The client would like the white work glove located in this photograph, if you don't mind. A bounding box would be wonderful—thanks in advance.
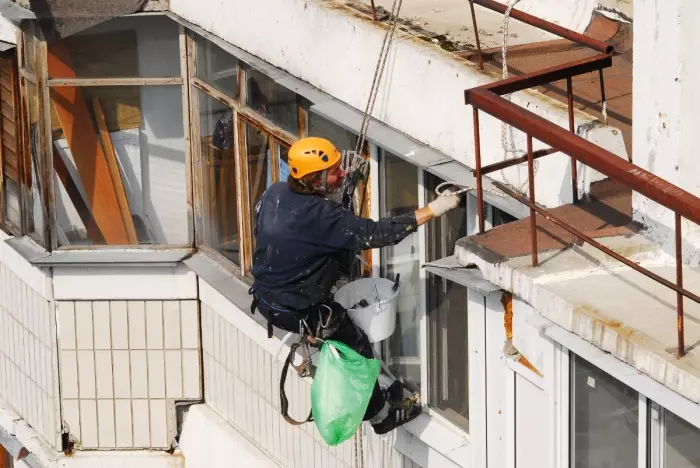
[427,193,460,217]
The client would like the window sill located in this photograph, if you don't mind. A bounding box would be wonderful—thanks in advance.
[424,255,501,296]
[4,236,194,267]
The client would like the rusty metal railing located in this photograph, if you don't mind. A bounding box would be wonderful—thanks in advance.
[465,1,700,358]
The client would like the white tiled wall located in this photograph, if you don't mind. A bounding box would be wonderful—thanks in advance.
[201,303,422,468]
[57,300,201,450]
[0,262,60,450]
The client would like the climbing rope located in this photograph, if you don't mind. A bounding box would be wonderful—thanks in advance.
[355,0,404,155]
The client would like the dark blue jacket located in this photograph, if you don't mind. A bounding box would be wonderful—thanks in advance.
[251,182,418,310]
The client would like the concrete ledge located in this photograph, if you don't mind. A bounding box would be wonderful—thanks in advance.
[456,233,700,406]
[179,404,279,468]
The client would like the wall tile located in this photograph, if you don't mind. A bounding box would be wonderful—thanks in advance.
[60,350,79,399]
[97,399,116,448]
[149,400,168,448]
[181,301,199,349]
[77,350,96,399]
[92,302,111,350]
[75,302,94,350]
[130,350,148,399]
[114,399,133,448]
[146,301,164,350]
[147,350,166,398]
[163,302,181,349]
[110,301,129,350]
[63,399,81,443]
[79,399,98,448]
[127,301,146,349]
[132,399,151,447]
[112,350,131,399]
[57,302,76,350]
[95,350,113,399]
[182,349,200,399]
[165,350,183,399]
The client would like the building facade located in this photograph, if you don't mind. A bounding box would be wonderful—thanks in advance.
[0,0,697,467]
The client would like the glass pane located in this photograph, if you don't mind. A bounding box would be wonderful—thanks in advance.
[48,16,180,78]
[665,410,700,468]
[198,91,240,265]
[309,111,358,151]
[279,144,290,182]
[52,86,188,245]
[425,172,470,429]
[2,57,22,233]
[24,80,45,242]
[380,151,421,390]
[244,122,273,244]
[196,35,238,99]
[571,354,638,468]
[246,67,298,134]
[428,276,469,430]
[22,28,37,72]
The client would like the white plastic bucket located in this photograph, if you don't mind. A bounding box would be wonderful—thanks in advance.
[334,278,399,343]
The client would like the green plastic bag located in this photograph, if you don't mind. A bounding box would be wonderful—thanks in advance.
[311,340,381,446]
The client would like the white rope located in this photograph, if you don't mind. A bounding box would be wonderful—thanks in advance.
[602,100,609,125]
[498,0,537,193]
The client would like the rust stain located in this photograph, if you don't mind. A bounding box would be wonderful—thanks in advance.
[517,355,544,377]
[502,292,514,341]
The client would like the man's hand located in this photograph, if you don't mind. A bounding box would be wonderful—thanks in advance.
[427,193,461,217]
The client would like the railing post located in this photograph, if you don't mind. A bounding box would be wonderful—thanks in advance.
[474,107,485,234]
[527,135,538,266]
[567,77,579,204]
[468,0,485,70]
[676,213,685,358]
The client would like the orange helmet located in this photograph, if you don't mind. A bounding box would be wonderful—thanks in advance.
[288,137,342,179]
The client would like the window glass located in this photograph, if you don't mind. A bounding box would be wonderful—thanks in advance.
[51,86,188,245]
[198,91,239,265]
[196,35,238,99]
[571,354,638,468]
[244,122,273,248]
[380,151,420,390]
[425,172,469,429]
[664,409,700,468]
[1,57,23,235]
[47,16,180,78]
[309,111,358,151]
[24,80,45,243]
[246,67,298,134]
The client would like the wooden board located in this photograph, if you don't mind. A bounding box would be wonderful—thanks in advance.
[48,45,130,244]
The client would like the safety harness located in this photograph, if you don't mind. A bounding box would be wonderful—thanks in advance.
[250,289,339,426]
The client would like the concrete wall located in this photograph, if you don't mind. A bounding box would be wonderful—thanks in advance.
[170,0,628,209]
[0,232,61,450]
[632,0,700,264]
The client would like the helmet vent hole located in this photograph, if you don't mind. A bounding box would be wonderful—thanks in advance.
[292,167,298,173]
[321,155,329,162]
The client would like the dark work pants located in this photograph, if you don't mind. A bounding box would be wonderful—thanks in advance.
[257,300,385,421]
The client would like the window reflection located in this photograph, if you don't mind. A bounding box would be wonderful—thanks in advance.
[380,151,421,391]
[571,354,638,468]
[246,68,298,134]
[196,35,238,99]
[664,410,700,468]
[199,91,240,265]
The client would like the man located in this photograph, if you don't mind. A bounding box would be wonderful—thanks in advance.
[251,137,460,434]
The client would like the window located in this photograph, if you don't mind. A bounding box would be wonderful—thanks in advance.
[197,91,240,265]
[380,150,421,390]
[47,16,181,78]
[309,111,358,151]
[425,172,470,429]
[1,56,23,235]
[246,67,298,134]
[570,354,639,468]
[23,79,46,244]
[196,36,238,99]
[50,85,189,246]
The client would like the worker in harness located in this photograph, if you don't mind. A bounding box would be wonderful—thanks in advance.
[250,137,461,435]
